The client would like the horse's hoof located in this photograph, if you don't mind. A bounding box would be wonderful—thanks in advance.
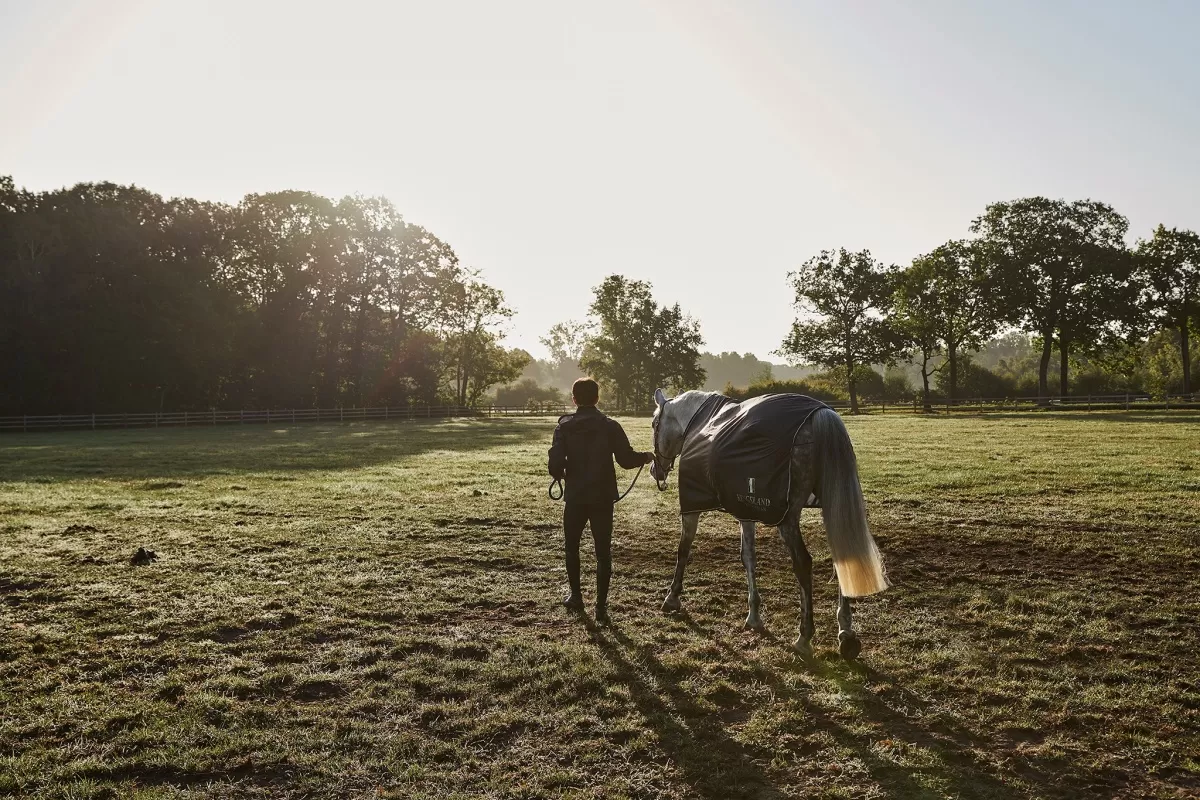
[743,616,764,632]
[792,637,814,658]
[838,632,861,661]
[661,594,681,613]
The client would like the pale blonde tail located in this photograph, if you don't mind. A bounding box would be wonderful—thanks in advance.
[811,408,889,597]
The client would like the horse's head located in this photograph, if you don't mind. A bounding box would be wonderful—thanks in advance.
[650,388,684,490]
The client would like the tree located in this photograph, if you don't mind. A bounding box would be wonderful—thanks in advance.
[892,265,943,411]
[540,321,589,369]
[539,320,592,389]
[580,275,705,410]
[1136,225,1200,394]
[440,279,522,407]
[777,249,901,413]
[911,241,998,400]
[970,198,1132,401]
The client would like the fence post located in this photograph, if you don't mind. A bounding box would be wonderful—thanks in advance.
[212,409,216,425]
[292,409,295,423]
[267,409,271,423]
[1087,394,1091,413]
[184,411,188,427]
[92,413,96,430]
[1166,394,1170,410]
[340,406,344,423]
[58,414,63,430]
[978,396,983,414]
[155,412,159,429]
[427,404,431,418]
[1125,393,1129,411]
[23,415,26,433]
[240,410,244,424]
[385,405,389,420]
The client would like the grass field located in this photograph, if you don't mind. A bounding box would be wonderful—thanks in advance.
[1,412,1199,799]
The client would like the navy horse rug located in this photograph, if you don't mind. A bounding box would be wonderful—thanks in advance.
[677,393,830,525]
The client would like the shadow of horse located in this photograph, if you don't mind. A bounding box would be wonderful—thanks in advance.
[588,611,1113,800]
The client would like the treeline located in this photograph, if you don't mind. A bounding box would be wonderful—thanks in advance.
[0,177,526,414]
[6,177,1196,417]
[780,198,1199,412]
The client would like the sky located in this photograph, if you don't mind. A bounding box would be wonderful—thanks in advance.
[3,0,1199,360]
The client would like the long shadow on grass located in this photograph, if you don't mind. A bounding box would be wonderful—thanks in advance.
[0,419,550,482]
[605,618,988,799]
[674,613,1130,800]
[589,622,786,800]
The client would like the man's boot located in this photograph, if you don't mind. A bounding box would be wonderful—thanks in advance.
[562,592,584,611]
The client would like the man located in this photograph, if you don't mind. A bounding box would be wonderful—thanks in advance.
[548,377,653,623]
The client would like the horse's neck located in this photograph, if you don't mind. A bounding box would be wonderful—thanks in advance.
[668,391,718,444]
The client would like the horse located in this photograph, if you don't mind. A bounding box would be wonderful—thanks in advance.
[649,388,888,659]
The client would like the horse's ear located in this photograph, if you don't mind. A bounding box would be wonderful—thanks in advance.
[654,388,667,407]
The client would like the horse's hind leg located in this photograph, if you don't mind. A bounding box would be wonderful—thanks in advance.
[740,520,763,631]
[837,587,861,660]
[662,512,699,612]
[778,515,814,654]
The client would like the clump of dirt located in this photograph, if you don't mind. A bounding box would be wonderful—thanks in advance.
[63,524,99,535]
[130,547,158,566]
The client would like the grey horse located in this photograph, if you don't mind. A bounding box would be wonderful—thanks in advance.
[650,388,888,658]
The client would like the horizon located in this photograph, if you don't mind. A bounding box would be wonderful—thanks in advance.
[4,0,1199,361]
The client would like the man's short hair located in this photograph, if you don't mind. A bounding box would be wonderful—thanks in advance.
[572,377,600,407]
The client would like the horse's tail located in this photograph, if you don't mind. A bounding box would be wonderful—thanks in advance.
[811,408,889,597]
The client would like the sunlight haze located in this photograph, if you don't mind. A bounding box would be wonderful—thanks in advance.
[3,0,1198,360]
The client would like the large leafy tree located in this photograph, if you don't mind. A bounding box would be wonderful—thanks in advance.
[970,198,1133,400]
[581,275,705,410]
[1136,225,1200,394]
[778,249,901,413]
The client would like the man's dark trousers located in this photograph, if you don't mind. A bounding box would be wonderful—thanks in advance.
[563,501,613,607]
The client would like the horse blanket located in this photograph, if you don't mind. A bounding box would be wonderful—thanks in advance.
[677,393,829,525]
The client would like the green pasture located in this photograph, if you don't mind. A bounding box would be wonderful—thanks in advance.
[1,412,1198,799]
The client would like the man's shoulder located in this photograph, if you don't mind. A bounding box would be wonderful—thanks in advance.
[601,413,629,434]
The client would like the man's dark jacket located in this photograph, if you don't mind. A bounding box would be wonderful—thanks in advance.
[548,406,647,504]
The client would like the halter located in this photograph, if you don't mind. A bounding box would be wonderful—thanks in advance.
[651,400,677,491]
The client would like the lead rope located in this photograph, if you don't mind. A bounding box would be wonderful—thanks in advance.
[548,462,644,504]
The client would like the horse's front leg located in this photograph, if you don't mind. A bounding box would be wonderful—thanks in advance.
[778,515,815,654]
[662,512,699,612]
[740,520,763,631]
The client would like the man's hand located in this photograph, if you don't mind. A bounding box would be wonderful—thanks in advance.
[643,452,654,465]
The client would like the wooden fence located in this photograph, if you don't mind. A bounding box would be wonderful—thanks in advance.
[1,394,1197,433]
